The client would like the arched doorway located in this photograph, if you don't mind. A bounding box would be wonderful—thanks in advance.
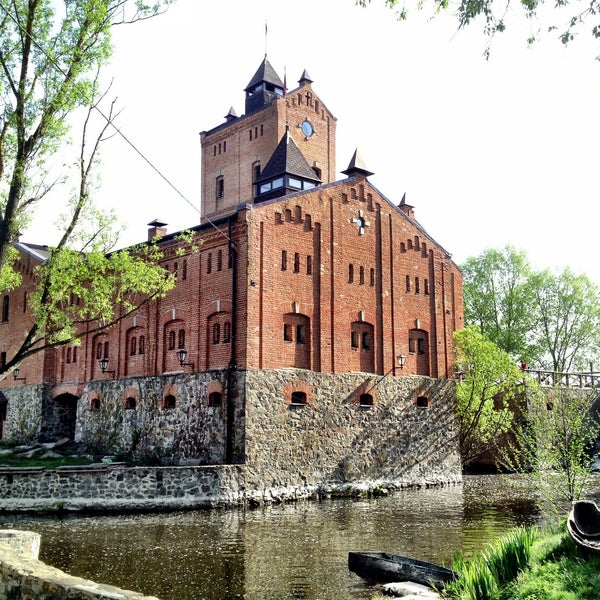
[54,393,79,441]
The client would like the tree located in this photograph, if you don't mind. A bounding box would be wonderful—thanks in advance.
[461,247,600,372]
[462,245,536,363]
[530,267,600,373]
[357,0,600,57]
[454,325,524,470]
[0,1,175,381]
[501,386,600,510]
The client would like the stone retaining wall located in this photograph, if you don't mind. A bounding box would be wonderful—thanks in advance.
[0,464,246,512]
[0,530,160,599]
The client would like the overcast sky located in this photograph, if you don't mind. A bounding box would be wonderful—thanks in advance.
[23,0,600,283]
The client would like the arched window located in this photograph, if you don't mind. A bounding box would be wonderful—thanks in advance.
[208,392,222,407]
[168,330,176,350]
[223,322,231,343]
[213,323,220,344]
[163,395,176,409]
[359,393,374,407]
[291,391,307,405]
[130,336,137,356]
[124,397,137,410]
[90,398,101,411]
[1,295,8,322]
[178,329,185,349]
[139,336,145,354]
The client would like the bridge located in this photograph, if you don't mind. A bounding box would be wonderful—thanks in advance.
[525,369,600,390]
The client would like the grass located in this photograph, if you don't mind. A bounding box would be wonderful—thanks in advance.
[442,523,600,600]
[444,526,538,600]
[0,443,95,469]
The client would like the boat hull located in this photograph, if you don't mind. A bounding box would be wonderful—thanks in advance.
[348,551,457,588]
[567,501,600,552]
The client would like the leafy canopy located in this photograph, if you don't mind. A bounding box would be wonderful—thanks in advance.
[358,0,600,58]
[461,246,600,372]
[0,0,175,379]
[454,325,524,469]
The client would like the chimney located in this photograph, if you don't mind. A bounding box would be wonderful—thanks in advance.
[147,218,168,242]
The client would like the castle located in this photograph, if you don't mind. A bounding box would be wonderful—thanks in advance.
[0,58,464,490]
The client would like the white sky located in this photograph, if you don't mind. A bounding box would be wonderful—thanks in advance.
[23,0,600,283]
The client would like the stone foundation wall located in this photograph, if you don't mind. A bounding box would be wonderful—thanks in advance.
[243,370,462,489]
[0,385,43,444]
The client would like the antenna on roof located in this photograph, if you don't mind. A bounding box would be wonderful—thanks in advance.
[264,20,268,57]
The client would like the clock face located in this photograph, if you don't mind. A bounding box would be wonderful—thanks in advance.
[301,120,314,137]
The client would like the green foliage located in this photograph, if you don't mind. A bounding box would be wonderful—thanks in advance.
[445,526,537,599]
[459,246,600,372]
[498,530,600,600]
[462,246,535,363]
[500,387,600,511]
[454,325,524,468]
[529,268,600,373]
[358,0,600,58]
[0,0,174,378]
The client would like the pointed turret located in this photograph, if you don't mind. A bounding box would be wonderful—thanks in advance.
[255,129,322,202]
[244,56,284,114]
[342,149,374,178]
[298,69,313,85]
[224,106,238,122]
[399,193,416,220]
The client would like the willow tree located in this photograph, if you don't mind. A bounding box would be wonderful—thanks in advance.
[0,1,175,380]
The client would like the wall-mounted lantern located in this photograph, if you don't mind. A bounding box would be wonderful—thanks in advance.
[397,354,407,370]
[98,358,115,379]
[176,349,195,371]
[13,368,26,384]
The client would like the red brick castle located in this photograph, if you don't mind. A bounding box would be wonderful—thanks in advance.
[0,58,463,489]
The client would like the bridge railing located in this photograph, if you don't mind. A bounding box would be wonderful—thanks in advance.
[524,369,600,389]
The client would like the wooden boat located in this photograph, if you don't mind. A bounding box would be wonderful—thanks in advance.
[348,551,458,588]
[567,500,600,552]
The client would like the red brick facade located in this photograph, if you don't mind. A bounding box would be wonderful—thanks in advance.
[0,58,463,399]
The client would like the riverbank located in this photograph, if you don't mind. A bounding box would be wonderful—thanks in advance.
[438,523,600,600]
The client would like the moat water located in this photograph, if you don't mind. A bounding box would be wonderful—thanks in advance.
[0,474,593,600]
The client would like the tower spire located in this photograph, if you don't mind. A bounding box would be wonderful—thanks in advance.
[264,20,268,56]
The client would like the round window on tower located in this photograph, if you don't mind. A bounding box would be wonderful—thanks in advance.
[301,120,314,138]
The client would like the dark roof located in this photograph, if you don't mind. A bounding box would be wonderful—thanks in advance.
[341,148,374,178]
[256,130,322,184]
[298,69,313,85]
[244,57,284,92]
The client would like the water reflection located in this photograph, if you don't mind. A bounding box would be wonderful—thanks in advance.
[0,476,548,600]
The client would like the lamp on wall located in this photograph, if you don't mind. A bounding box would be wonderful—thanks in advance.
[98,358,115,379]
[397,354,407,370]
[176,349,195,371]
[13,368,26,384]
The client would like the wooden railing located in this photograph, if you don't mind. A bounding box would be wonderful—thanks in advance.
[524,370,600,389]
